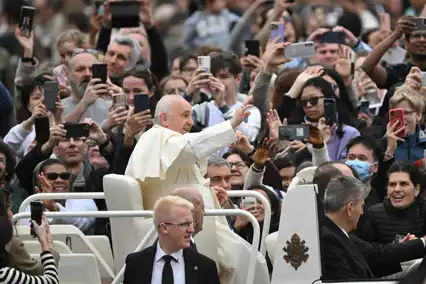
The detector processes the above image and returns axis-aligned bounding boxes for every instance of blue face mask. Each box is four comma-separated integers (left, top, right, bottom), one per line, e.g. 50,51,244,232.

345,159,371,181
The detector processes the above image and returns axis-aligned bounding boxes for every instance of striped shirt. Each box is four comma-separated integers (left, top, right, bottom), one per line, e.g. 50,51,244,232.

0,251,59,284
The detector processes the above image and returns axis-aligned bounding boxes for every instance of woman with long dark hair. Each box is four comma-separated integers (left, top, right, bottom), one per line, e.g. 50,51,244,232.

288,77,360,161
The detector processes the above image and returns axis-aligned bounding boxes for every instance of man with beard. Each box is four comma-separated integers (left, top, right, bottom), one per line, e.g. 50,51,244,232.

362,16,424,90
63,51,112,124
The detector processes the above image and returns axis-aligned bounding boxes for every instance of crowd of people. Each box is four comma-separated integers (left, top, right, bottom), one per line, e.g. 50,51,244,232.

0,0,426,283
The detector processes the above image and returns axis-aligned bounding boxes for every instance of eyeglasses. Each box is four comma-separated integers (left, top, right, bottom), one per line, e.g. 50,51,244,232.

86,139,97,149
163,221,193,229
45,172,71,181
229,162,247,169
299,96,324,107
0,157,5,164
71,48,98,59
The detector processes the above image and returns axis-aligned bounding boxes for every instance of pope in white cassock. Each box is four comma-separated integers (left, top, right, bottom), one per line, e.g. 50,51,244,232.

125,95,269,284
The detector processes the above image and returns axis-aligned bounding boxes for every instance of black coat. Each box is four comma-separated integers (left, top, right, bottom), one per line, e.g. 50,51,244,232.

357,197,426,244
123,243,220,284
321,215,426,281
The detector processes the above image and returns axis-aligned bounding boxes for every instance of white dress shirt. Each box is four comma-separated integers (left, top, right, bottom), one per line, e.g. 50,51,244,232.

151,243,185,284
21,199,98,233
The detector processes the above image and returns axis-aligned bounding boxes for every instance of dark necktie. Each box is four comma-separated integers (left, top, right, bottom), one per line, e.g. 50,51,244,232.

190,240,198,251
162,255,175,284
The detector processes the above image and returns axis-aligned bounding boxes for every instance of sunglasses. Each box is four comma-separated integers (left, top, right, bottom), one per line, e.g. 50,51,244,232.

299,96,324,107
45,172,71,181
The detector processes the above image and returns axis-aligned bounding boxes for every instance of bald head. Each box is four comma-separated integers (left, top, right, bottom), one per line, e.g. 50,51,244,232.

154,95,194,134
171,187,203,203
171,187,205,235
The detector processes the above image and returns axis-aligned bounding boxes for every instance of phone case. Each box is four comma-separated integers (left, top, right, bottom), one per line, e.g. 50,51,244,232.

113,94,127,109
19,6,35,38
284,42,315,59
414,17,426,30
92,64,107,83
134,94,150,113
110,1,141,28
279,125,310,141
270,22,285,43
30,202,43,238
34,116,50,144
324,98,337,126
43,81,59,110
64,123,90,138
245,40,260,57
197,56,211,73
320,32,345,44
389,108,406,138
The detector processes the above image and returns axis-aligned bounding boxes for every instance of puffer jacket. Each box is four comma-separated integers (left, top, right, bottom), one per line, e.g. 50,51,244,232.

356,196,426,244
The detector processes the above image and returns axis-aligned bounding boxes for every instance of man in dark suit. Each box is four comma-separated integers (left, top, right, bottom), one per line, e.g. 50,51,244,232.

123,195,220,284
322,175,426,281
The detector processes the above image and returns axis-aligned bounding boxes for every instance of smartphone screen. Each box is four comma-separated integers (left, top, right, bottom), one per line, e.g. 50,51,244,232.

320,32,345,44
358,101,370,115
270,22,285,43
19,6,35,38
134,94,150,113
245,40,260,57
324,98,337,126
64,123,90,139
279,125,310,141
43,81,59,111
92,63,107,84
35,116,50,144
30,202,44,238
389,108,406,138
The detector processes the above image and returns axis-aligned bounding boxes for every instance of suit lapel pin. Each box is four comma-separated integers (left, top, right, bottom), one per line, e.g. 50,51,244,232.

194,266,198,271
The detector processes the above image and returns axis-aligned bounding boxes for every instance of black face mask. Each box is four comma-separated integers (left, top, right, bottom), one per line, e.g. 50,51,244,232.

411,52,426,62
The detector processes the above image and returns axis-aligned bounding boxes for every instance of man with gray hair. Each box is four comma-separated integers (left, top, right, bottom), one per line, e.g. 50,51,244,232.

322,176,426,281
105,35,141,80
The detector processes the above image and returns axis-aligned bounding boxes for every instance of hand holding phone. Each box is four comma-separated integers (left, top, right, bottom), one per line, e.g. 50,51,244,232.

92,64,107,84
44,81,59,111
389,108,406,138
19,6,35,38
134,94,150,113
320,32,345,44
324,98,337,126
30,202,44,238
64,123,90,138
245,40,260,57
241,197,258,214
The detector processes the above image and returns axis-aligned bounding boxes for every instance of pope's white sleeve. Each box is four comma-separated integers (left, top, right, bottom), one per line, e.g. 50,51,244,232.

173,121,238,165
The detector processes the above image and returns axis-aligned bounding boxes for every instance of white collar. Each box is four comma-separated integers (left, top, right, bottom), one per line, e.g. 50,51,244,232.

155,242,183,263
340,227,349,238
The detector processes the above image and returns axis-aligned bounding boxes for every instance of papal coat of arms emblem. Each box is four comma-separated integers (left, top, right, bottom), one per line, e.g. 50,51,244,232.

283,233,309,270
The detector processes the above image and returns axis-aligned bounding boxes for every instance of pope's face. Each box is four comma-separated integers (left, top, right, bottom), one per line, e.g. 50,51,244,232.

162,98,194,134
